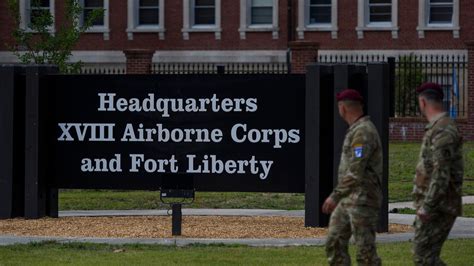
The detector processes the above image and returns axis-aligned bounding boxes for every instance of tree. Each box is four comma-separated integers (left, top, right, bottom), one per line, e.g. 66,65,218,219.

7,0,103,73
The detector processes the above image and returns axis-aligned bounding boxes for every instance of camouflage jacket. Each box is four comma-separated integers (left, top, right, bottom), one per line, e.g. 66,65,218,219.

414,112,463,216
330,116,383,208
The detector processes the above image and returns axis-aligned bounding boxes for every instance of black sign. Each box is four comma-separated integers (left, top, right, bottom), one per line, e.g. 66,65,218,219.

42,74,306,192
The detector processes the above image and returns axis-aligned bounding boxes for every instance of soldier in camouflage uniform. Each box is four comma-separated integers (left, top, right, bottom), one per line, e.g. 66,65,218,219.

322,89,383,266
413,82,463,266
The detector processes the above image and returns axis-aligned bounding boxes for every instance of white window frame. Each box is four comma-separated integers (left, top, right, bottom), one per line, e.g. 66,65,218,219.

417,0,459,38
182,0,222,40
239,0,279,40
356,0,399,39
19,0,55,32
127,0,165,40
79,0,110,40
297,0,338,39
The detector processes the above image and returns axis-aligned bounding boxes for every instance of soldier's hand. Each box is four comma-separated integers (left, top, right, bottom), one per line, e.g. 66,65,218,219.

322,197,337,214
417,208,431,223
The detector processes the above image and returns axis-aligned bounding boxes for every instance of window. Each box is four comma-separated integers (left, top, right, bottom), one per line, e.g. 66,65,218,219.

356,0,398,39
297,0,337,39
239,0,279,40
138,0,160,25
83,0,104,26
368,0,391,24
309,0,331,24
429,0,453,24
417,0,459,38
127,0,165,40
194,0,215,25
251,0,273,25
19,0,55,31
28,0,51,26
182,0,221,40
79,0,109,40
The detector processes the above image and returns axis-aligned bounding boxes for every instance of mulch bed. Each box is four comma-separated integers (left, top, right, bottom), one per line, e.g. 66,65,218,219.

0,216,412,239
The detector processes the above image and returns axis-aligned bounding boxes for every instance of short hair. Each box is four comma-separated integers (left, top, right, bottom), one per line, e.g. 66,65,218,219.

340,100,363,109
419,89,443,104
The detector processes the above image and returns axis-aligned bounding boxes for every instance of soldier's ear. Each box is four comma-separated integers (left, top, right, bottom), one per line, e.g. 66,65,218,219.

418,97,425,108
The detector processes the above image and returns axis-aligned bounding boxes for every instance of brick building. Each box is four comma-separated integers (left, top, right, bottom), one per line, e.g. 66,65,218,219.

0,0,473,140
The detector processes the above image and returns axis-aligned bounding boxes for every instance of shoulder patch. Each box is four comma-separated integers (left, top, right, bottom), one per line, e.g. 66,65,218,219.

353,144,364,158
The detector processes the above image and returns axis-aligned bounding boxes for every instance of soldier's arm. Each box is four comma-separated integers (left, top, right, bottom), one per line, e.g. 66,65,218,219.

330,129,375,203
422,130,456,213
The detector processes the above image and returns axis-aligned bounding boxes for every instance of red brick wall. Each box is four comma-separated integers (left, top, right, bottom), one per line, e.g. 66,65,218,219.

306,0,473,50
390,119,474,142
124,49,154,74
1,0,473,51
290,41,319,74
1,0,289,51
389,118,426,141
0,1,16,50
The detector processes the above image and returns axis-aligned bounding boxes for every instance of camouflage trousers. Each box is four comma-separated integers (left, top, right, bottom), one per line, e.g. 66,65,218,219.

326,203,381,266
413,212,456,266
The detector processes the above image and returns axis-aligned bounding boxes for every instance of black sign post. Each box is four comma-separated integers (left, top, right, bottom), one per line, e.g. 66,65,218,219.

0,65,28,219
0,66,18,219
305,63,389,231
24,66,59,219
305,64,334,227
367,63,390,233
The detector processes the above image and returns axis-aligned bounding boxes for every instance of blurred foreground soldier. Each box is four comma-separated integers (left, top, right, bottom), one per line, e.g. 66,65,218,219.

413,82,463,266
322,89,383,266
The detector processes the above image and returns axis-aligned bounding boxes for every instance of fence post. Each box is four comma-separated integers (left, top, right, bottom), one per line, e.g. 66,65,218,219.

464,41,474,141
388,57,396,117
289,41,319,74
124,49,155,74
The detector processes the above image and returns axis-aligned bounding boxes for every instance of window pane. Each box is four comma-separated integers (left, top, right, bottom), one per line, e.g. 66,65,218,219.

252,0,273,7
84,0,103,8
430,0,452,3
310,0,331,4
370,14,391,22
310,6,331,23
196,0,215,6
140,0,159,7
369,0,391,4
139,8,159,24
430,6,453,23
84,9,104,25
195,7,215,24
251,6,272,24
30,0,49,8
369,5,391,22
30,9,49,24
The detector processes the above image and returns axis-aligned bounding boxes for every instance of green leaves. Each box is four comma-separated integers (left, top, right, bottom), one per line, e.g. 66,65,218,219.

7,0,104,73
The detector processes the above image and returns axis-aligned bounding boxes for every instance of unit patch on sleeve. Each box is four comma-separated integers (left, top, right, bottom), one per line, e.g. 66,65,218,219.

353,144,363,158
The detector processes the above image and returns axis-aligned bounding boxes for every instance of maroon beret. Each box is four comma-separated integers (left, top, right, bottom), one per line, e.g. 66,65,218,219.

416,82,444,99
336,89,363,102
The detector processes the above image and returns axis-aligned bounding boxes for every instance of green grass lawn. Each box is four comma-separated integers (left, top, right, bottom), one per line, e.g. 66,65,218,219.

388,142,474,202
58,142,474,211
397,204,474,218
0,240,473,266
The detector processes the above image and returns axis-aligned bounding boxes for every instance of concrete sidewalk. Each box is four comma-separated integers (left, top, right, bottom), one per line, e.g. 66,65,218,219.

388,195,474,211
59,195,474,217
1,212,473,247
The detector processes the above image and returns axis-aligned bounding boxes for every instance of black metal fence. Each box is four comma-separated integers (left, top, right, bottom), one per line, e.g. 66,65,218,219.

319,54,468,118
152,62,289,74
